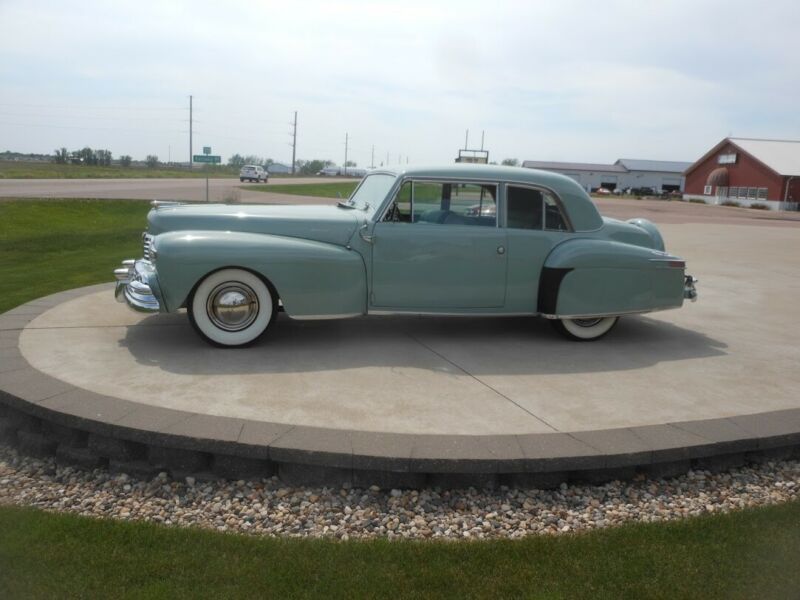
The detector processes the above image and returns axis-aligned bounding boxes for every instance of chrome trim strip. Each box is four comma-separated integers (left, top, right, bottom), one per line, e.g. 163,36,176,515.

541,306,682,320
368,310,535,317
649,257,686,266
290,313,363,320
142,233,155,262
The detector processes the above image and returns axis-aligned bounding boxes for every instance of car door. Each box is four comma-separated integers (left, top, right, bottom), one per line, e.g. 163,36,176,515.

503,184,572,312
370,179,507,309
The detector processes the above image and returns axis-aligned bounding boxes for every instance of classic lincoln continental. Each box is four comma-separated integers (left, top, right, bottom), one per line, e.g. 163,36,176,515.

115,165,697,346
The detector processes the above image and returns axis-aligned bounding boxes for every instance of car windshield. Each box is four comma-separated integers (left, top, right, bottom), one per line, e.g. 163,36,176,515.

342,173,397,216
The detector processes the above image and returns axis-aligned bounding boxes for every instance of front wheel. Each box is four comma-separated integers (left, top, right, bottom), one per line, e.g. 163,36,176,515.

551,316,618,341
188,269,276,347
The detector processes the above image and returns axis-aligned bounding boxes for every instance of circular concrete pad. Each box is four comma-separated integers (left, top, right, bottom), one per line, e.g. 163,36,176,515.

18,223,800,433
3,219,800,485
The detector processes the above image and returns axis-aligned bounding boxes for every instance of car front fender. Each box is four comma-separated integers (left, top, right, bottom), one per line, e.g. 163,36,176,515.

152,230,367,317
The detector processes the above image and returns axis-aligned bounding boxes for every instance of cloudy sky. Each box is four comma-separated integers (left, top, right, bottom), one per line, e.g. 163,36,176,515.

1,0,798,167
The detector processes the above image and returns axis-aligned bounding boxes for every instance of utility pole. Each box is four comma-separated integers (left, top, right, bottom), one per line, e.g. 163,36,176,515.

290,110,297,175
371,145,375,169
344,132,349,176
189,95,193,168
386,151,389,166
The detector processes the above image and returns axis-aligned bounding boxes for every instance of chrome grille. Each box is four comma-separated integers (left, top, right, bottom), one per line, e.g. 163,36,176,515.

142,233,155,261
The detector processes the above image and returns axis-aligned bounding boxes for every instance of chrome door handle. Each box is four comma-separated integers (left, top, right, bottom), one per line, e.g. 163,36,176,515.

497,245,505,255
359,223,375,244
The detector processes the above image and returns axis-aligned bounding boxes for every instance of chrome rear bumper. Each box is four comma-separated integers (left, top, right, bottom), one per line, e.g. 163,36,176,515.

114,259,160,312
684,275,698,302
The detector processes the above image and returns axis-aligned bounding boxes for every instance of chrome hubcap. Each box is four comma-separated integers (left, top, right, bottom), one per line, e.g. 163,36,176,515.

206,283,259,331
572,318,602,328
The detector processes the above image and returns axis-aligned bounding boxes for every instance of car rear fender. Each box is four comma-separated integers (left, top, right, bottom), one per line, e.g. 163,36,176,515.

538,239,685,317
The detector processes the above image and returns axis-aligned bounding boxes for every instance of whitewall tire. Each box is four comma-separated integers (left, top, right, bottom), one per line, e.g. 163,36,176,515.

551,316,619,341
189,269,276,347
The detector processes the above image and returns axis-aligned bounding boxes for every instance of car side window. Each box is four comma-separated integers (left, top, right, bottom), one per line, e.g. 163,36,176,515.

506,186,543,229
385,181,497,226
383,181,413,222
411,182,444,223
505,185,569,231
544,193,568,231
446,183,496,226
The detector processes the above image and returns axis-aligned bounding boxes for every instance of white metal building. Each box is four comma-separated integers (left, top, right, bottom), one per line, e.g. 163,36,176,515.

522,158,692,193
267,163,292,174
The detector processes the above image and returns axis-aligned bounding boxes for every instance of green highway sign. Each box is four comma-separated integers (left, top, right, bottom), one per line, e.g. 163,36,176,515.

203,146,211,155
193,155,221,164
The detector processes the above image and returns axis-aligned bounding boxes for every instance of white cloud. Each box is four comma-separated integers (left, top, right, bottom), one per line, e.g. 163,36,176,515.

1,0,798,165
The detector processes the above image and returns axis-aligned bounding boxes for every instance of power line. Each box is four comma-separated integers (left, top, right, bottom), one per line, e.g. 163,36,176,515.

0,120,186,134
0,102,184,111
0,112,186,122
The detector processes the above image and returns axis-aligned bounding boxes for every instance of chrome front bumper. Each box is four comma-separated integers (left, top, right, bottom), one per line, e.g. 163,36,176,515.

114,259,160,312
684,275,698,302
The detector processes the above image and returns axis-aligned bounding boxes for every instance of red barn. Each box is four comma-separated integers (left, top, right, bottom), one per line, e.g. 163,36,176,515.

684,137,800,210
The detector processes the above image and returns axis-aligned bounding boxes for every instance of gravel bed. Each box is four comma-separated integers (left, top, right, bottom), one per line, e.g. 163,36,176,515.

1,444,797,540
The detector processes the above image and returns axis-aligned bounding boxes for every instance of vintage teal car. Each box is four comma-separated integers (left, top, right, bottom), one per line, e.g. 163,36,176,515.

114,165,697,346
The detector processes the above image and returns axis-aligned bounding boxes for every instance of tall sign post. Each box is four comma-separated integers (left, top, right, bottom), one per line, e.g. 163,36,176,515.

455,129,489,164
189,95,193,168
291,111,297,175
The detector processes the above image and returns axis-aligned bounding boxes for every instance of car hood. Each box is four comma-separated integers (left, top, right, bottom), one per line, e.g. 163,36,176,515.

147,203,361,247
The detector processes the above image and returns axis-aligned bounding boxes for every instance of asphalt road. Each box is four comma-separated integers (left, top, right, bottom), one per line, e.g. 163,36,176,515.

2,177,799,225
0,177,358,204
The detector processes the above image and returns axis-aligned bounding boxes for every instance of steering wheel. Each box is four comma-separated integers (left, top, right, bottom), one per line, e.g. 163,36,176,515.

385,203,401,222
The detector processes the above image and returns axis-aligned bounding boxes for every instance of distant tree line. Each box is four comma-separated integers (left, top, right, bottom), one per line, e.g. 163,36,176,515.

0,150,51,161
227,154,275,168
53,146,117,167
226,154,350,175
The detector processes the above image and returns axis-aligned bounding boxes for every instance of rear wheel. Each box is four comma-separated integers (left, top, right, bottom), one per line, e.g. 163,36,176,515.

551,316,618,341
188,269,276,347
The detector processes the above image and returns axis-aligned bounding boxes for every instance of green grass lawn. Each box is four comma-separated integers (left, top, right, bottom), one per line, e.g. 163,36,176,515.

0,160,240,179
2,199,800,598
1,502,799,599
0,199,150,313
248,181,360,198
